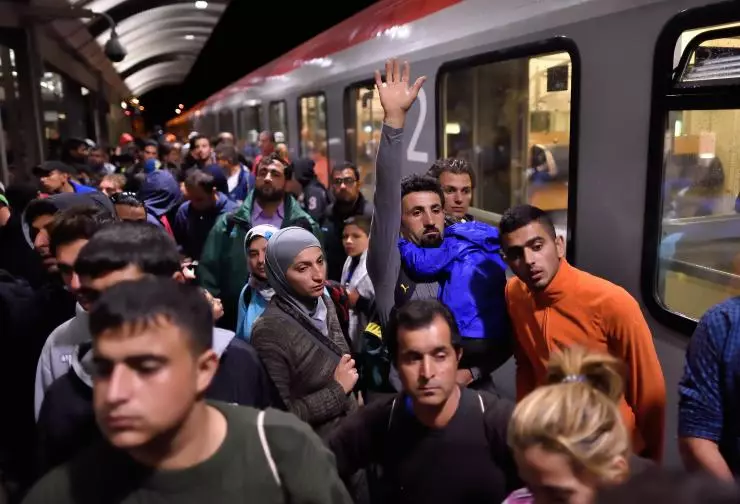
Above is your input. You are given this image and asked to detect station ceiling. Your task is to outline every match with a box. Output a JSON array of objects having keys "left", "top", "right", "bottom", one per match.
[{"left": 68, "top": 0, "right": 229, "bottom": 97}]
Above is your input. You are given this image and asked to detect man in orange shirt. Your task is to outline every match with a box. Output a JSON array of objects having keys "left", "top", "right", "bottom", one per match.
[{"left": 499, "top": 204, "right": 666, "bottom": 462}]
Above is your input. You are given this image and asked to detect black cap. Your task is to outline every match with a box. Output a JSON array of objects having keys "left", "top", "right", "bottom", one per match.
[{"left": 32, "top": 160, "right": 74, "bottom": 177}]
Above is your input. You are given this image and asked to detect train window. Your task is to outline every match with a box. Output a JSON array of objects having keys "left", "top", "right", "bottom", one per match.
[
  {"left": 237, "top": 104, "right": 261, "bottom": 150},
  {"left": 298, "top": 93, "right": 329, "bottom": 177},
  {"left": 218, "top": 109, "right": 234, "bottom": 135},
  {"left": 344, "top": 83, "right": 381, "bottom": 199},
  {"left": 649, "top": 17, "right": 740, "bottom": 325},
  {"left": 268, "top": 101, "right": 288, "bottom": 143},
  {"left": 438, "top": 49, "right": 575, "bottom": 235}
]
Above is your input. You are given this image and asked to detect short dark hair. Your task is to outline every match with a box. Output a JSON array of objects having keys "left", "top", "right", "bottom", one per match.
[
  {"left": 427, "top": 158, "right": 476, "bottom": 187},
  {"left": 214, "top": 144, "right": 239, "bottom": 165},
  {"left": 24, "top": 198, "right": 59, "bottom": 225},
  {"left": 400, "top": 174, "right": 444, "bottom": 205},
  {"left": 184, "top": 169, "right": 216, "bottom": 193},
  {"left": 143, "top": 140, "right": 158, "bottom": 150},
  {"left": 386, "top": 299, "right": 461, "bottom": 361},
  {"left": 190, "top": 134, "right": 210, "bottom": 147},
  {"left": 110, "top": 191, "right": 143, "bottom": 208},
  {"left": 257, "top": 152, "right": 292, "bottom": 179},
  {"left": 89, "top": 277, "right": 213, "bottom": 355},
  {"left": 343, "top": 215, "right": 371, "bottom": 236},
  {"left": 499, "top": 204, "right": 556, "bottom": 240},
  {"left": 48, "top": 206, "right": 116, "bottom": 257},
  {"left": 75, "top": 221, "right": 180, "bottom": 279},
  {"left": 332, "top": 161, "right": 360, "bottom": 182}
]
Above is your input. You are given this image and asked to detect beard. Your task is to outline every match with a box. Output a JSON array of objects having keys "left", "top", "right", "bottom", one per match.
[
  {"left": 254, "top": 186, "right": 285, "bottom": 203},
  {"left": 418, "top": 233, "right": 443, "bottom": 248}
]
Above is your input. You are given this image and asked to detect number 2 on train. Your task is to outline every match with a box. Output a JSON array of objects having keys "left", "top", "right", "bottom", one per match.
[{"left": 406, "top": 87, "right": 429, "bottom": 164}]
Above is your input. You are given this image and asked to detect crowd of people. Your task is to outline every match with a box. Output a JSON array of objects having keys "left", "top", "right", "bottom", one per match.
[{"left": 0, "top": 59, "right": 737, "bottom": 504}]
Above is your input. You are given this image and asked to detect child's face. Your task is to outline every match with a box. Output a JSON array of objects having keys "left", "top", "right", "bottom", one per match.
[{"left": 342, "top": 224, "right": 369, "bottom": 258}]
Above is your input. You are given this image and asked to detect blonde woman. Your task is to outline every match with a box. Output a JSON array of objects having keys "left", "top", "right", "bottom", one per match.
[{"left": 504, "top": 347, "right": 653, "bottom": 504}]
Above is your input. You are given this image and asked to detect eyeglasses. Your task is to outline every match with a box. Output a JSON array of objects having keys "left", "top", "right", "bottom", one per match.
[{"left": 332, "top": 177, "right": 357, "bottom": 187}]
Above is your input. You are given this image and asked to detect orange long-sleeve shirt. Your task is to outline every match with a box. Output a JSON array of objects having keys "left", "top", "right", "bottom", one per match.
[{"left": 505, "top": 259, "right": 666, "bottom": 462}]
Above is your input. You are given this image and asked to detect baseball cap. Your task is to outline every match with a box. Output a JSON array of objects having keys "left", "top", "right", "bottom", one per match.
[{"left": 32, "top": 160, "right": 74, "bottom": 177}]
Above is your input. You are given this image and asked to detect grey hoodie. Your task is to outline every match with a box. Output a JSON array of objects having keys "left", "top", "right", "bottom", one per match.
[{"left": 34, "top": 305, "right": 237, "bottom": 420}]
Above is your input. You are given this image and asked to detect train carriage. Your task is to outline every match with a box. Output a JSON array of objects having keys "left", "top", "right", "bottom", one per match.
[{"left": 168, "top": 0, "right": 740, "bottom": 465}]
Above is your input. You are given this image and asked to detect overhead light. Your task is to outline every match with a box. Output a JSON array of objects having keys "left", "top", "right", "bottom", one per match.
[
  {"left": 445, "top": 122, "right": 461, "bottom": 135},
  {"left": 131, "top": 97, "right": 139, "bottom": 105},
  {"left": 175, "top": 108, "right": 182, "bottom": 114},
  {"left": 139, "top": 106, "right": 145, "bottom": 111},
  {"left": 185, "top": 34, "right": 195, "bottom": 41},
  {"left": 178, "top": 103, "right": 184, "bottom": 109},
  {"left": 120, "top": 101, "right": 127, "bottom": 109},
  {"left": 81, "top": 86, "right": 89, "bottom": 96},
  {"left": 194, "top": 1, "right": 208, "bottom": 9}
]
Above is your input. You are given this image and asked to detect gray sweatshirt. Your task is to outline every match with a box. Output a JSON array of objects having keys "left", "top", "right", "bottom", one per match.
[
  {"left": 34, "top": 303, "right": 89, "bottom": 421},
  {"left": 35, "top": 304, "right": 238, "bottom": 420},
  {"left": 367, "top": 124, "right": 439, "bottom": 327}
]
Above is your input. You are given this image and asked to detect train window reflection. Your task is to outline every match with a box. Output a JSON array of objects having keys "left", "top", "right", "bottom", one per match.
[
  {"left": 218, "top": 109, "right": 234, "bottom": 135},
  {"left": 438, "top": 51, "right": 573, "bottom": 234},
  {"left": 344, "top": 84, "right": 381, "bottom": 200},
  {"left": 299, "top": 93, "right": 329, "bottom": 187},
  {"left": 237, "top": 104, "right": 261, "bottom": 151},
  {"left": 678, "top": 30, "right": 740, "bottom": 86},
  {"left": 269, "top": 101, "right": 288, "bottom": 144},
  {"left": 658, "top": 109, "right": 740, "bottom": 320}
]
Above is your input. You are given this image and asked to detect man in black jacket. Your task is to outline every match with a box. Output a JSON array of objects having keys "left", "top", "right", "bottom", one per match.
[
  {"left": 322, "top": 162, "right": 373, "bottom": 281},
  {"left": 327, "top": 300, "right": 520, "bottom": 504},
  {"left": 36, "top": 221, "right": 278, "bottom": 473}
]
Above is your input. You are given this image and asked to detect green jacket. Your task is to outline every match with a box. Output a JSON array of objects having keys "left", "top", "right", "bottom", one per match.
[{"left": 198, "top": 190, "right": 321, "bottom": 329}]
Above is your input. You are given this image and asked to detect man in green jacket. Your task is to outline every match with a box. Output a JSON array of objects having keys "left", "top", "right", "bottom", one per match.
[{"left": 199, "top": 152, "right": 321, "bottom": 330}]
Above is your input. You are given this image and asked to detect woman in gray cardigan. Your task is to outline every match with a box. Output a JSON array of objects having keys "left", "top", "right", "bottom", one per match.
[{"left": 251, "top": 227, "right": 359, "bottom": 439}]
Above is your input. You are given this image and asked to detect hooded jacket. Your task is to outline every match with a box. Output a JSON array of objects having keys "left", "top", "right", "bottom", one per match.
[
  {"left": 34, "top": 303, "right": 89, "bottom": 420},
  {"left": 173, "top": 192, "right": 237, "bottom": 260},
  {"left": 36, "top": 327, "right": 278, "bottom": 473},
  {"left": 198, "top": 189, "right": 321, "bottom": 330},
  {"left": 398, "top": 221, "right": 508, "bottom": 341},
  {"left": 137, "top": 170, "right": 182, "bottom": 232},
  {"left": 21, "top": 192, "right": 116, "bottom": 248},
  {"left": 293, "top": 158, "right": 330, "bottom": 222}
]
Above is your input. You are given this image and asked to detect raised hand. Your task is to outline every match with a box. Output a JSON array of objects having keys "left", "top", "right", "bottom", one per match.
[{"left": 374, "top": 58, "right": 426, "bottom": 129}]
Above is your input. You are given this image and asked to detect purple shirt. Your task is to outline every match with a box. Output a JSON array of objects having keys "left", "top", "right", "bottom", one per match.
[{"left": 251, "top": 200, "right": 284, "bottom": 228}]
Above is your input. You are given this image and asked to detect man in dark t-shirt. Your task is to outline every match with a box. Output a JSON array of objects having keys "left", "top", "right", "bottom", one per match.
[
  {"left": 23, "top": 278, "right": 351, "bottom": 504},
  {"left": 328, "top": 299, "right": 521, "bottom": 504}
]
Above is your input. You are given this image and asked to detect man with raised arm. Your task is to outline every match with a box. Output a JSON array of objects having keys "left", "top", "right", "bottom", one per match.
[{"left": 369, "top": 60, "right": 510, "bottom": 390}]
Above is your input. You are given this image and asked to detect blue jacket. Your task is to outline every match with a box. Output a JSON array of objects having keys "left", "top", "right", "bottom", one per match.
[
  {"left": 174, "top": 192, "right": 237, "bottom": 260},
  {"left": 227, "top": 166, "right": 254, "bottom": 204},
  {"left": 398, "top": 221, "right": 508, "bottom": 340},
  {"left": 69, "top": 181, "right": 96, "bottom": 194}
]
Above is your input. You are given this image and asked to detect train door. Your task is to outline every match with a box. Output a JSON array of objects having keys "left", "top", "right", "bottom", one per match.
[
  {"left": 344, "top": 82, "right": 382, "bottom": 200},
  {"left": 438, "top": 46, "right": 576, "bottom": 240}
]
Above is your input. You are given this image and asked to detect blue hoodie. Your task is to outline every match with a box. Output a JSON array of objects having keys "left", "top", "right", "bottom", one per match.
[
  {"left": 174, "top": 192, "right": 237, "bottom": 260},
  {"left": 398, "top": 221, "right": 508, "bottom": 341}
]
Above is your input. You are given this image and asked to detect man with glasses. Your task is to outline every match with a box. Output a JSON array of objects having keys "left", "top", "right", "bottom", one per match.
[
  {"left": 199, "top": 152, "right": 321, "bottom": 330},
  {"left": 322, "top": 162, "right": 373, "bottom": 281}
]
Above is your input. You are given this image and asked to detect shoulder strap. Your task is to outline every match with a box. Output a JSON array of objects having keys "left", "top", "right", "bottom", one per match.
[
  {"left": 387, "top": 398, "right": 397, "bottom": 432},
  {"left": 272, "top": 299, "right": 343, "bottom": 362},
  {"left": 257, "top": 410, "right": 282, "bottom": 488}
]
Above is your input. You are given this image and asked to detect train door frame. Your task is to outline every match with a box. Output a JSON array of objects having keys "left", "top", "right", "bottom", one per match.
[
  {"left": 642, "top": 0, "right": 740, "bottom": 334},
  {"left": 434, "top": 36, "right": 582, "bottom": 262}
]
